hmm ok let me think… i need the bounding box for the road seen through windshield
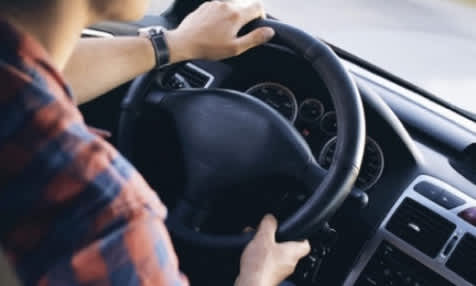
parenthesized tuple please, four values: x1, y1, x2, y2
(148, 0, 476, 40)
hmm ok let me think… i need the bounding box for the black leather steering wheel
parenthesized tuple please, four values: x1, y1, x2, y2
(118, 19, 366, 249)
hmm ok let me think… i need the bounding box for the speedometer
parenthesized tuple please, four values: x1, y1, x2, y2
(246, 82, 298, 123)
(318, 136, 385, 191)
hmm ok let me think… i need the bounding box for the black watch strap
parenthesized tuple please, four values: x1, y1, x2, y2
(149, 30, 170, 68)
(139, 27, 170, 68)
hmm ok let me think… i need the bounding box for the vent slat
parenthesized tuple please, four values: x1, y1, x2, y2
(386, 198, 456, 258)
(389, 216, 454, 233)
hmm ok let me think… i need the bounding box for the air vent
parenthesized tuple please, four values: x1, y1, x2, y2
(356, 242, 454, 286)
(447, 233, 476, 284)
(175, 64, 213, 88)
(386, 198, 456, 258)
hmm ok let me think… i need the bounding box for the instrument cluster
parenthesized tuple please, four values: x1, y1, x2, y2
(246, 82, 385, 191)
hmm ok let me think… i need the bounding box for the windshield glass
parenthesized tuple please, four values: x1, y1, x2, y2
(148, 0, 476, 119)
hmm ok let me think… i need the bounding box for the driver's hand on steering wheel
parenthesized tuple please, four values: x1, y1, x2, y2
(235, 215, 311, 286)
(164, 0, 275, 63)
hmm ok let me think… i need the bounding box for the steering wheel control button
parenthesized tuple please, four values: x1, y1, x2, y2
(414, 181, 465, 209)
(459, 207, 476, 226)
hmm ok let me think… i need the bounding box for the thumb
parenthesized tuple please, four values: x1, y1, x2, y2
(281, 240, 311, 259)
(235, 27, 275, 53)
(256, 214, 278, 241)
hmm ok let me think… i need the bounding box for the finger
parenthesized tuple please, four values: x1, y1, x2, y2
(232, 0, 266, 25)
(281, 240, 311, 259)
(243, 226, 255, 233)
(256, 214, 278, 241)
(235, 27, 275, 54)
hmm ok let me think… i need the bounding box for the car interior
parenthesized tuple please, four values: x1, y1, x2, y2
(32, 0, 475, 285)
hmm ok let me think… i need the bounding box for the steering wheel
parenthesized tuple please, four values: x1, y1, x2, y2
(118, 19, 366, 249)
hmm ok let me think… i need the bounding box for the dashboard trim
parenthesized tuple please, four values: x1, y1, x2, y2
(343, 61, 476, 138)
(184, 63, 215, 88)
(344, 175, 476, 286)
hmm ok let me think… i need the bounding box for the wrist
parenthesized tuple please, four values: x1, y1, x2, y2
(235, 274, 267, 286)
(164, 29, 195, 64)
(139, 26, 173, 68)
(140, 36, 158, 70)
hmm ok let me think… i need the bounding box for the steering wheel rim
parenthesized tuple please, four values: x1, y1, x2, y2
(118, 19, 366, 249)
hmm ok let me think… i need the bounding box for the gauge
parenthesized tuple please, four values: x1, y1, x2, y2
(299, 98, 325, 124)
(320, 112, 337, 134)
(246, 82, 298, 123)
(318, 136, 385, 191)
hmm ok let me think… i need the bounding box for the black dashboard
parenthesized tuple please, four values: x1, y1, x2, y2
(152, 44, 420, 285)
(80, 24, 476, 286)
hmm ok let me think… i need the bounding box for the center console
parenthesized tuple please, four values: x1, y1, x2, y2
(344, 175, 476, 286)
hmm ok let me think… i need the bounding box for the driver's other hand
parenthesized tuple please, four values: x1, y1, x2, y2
(165, 0, 275, 63)
(235, 215, 311, 286)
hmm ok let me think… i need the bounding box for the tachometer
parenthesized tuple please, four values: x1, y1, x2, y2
(318, 136, 385, 191)
(246, 82, 298, 123)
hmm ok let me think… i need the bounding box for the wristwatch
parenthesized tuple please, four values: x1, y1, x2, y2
(138, 26, 170, 68)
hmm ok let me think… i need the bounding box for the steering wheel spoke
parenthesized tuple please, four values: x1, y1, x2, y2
(301, 162, 328, 194)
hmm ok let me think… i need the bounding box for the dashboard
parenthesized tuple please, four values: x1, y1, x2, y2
(147, 45, 429, 284)
(159, 47, 387, 194)
(81, 26, 476, 286)
(345, 175, 476, 286)
(154, 44, 476, 285)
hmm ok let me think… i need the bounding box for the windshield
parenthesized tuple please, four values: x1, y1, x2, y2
(148, 0, 476, 119)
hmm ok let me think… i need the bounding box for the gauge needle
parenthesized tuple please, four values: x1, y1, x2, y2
(266, 100, 280, 109)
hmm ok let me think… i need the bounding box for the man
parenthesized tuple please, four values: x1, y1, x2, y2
(0, 0, 311, 285)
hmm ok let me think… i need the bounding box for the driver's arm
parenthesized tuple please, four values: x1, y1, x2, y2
(64, 0, 275, 105)
(63, 36, 156, 105)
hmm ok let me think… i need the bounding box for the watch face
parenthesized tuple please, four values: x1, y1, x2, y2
(138, 26, 166, 37)
(150, 28, 162, 35)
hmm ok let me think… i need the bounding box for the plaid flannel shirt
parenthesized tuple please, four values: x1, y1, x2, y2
(0, 20, 188, 286)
